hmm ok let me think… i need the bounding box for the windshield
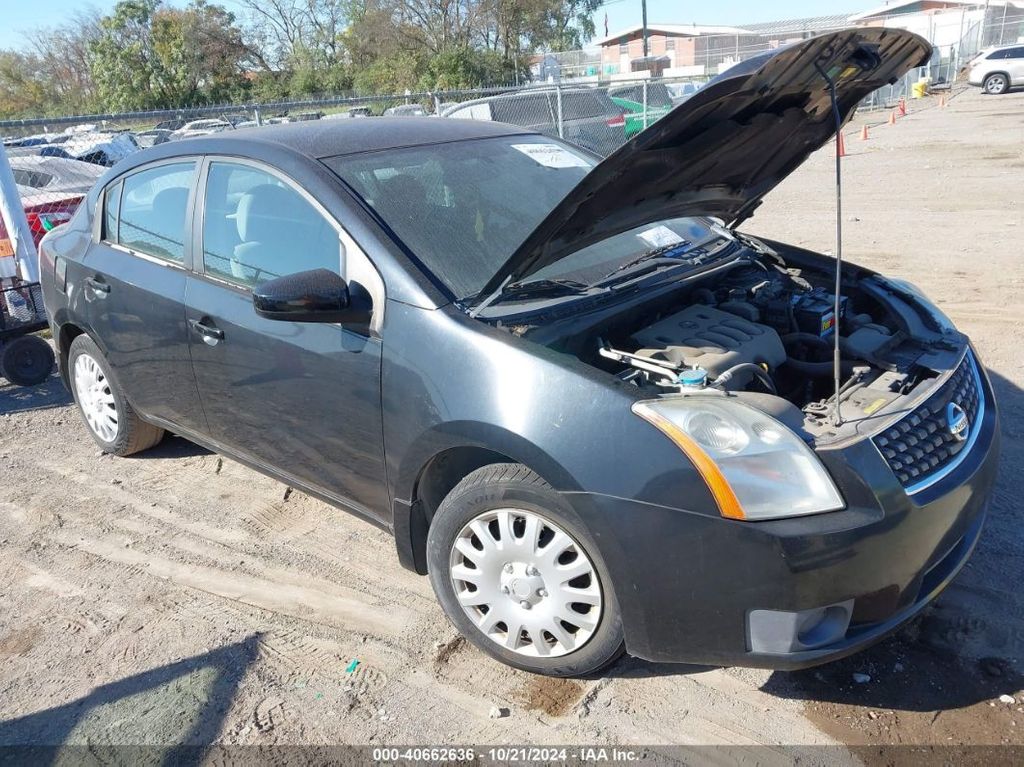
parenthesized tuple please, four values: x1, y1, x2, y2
(326, 136, 594, 298)
(326, 135, 734, 301)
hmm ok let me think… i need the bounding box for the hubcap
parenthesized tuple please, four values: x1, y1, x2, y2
(73, 353, 118, 442)
(449, 508, 603, 658)
(986, 76, 1006, 93)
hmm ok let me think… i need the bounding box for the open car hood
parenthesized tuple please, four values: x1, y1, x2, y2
(479, 28, 930, 297)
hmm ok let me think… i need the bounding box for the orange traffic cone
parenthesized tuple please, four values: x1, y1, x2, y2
(837, 131, 846, 157)
(898, 96, 907, 116)
(939, 94, 947, 107)
(860, 124, 869, 140)
(888, 110, 897, 125)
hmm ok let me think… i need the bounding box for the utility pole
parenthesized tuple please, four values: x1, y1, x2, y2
(641, 0, 649, 58)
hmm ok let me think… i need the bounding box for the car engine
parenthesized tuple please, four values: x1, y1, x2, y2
(528, 246, 966, 445)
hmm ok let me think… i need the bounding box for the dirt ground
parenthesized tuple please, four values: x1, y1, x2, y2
(0, 87, 1022, 760)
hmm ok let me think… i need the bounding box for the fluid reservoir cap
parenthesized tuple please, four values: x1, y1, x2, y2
(678, 368, 708, 388)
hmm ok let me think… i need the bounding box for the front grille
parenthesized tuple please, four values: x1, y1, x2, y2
(873, 351, 983, 493)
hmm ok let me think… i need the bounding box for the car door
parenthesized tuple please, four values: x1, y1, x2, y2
(184, 158, 389, 520)
(82, 159, 208, 432)
(1005, 46, 1024, 84)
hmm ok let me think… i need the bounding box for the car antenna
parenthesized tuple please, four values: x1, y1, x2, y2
(815, 60, 846, 428)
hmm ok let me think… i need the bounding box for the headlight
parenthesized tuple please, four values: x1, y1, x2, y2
(633, 397, 845, 521)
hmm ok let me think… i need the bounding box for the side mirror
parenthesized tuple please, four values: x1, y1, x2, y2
(253, 268, 372, 326)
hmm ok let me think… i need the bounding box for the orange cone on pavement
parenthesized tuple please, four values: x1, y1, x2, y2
(939, 94, 947, 107)
(860, 124, 869, 140)
(888, 110, 897, 125)
(898, 96, 907, 116)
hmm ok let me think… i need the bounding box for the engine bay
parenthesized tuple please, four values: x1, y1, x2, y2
(519, 242, 966, 445)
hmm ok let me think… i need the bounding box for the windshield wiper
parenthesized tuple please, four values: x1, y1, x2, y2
(500, 278, 590, 298)
(593, 243, 708, 287)
(468, 278, 592, 317)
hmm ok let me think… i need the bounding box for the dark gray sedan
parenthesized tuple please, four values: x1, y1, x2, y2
(39, 29, 998, 677)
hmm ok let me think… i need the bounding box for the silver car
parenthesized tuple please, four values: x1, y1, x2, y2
(967, 44, 1024, 94)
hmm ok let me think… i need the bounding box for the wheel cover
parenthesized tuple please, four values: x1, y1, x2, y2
(73, 353, 119, 442)
(986, 75, 1006, 93)
(449, 508, 603, 658)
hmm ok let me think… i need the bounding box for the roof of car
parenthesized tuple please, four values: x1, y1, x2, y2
(167, 116, 534, 160)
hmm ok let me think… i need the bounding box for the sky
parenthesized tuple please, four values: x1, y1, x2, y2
(0, 0, 859, 51)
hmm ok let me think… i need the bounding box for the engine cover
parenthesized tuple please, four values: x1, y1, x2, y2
(632, 304, 787, 376)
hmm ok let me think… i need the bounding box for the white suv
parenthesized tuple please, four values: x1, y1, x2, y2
(967, 44, 1024, 94)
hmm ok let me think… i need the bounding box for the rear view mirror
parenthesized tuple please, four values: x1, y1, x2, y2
(253, 268, 371, 326)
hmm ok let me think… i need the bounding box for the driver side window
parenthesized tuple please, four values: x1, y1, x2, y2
(201, 162, 342, 288)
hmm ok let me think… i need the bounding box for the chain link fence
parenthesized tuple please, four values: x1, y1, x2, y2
(1, 8, 1021, 286)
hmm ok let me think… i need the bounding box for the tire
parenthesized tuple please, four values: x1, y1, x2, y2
(68, 334, 164, 456)
(426, 463, 625, 677)
(0, 335, 55, 386)
(983, 73, 1009, 95)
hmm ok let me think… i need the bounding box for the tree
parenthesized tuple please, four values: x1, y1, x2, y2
(88, 0, 248, 110)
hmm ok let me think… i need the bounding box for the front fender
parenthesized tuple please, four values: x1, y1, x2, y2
(382, 301, 720, 516)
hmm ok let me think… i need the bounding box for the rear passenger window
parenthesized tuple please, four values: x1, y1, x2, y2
(117, 163, 195, 263)
(201, 162, 341, 288)
(561, 91, 612, 120)
(492, 95, 551, 125)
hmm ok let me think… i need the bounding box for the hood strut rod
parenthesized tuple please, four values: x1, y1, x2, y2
(816, 61, 845, 428)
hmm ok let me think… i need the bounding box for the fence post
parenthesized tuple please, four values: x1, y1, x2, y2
(556, 84, 564, 139)
(434, 93, 442, 115)
(0, 141, 38, 283)
(254, 107, 262, 126)
(642, 79, 649, 130)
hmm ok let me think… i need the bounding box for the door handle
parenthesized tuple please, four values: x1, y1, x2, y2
(189, 318, 225, 344)
(85, 276, 110, 296)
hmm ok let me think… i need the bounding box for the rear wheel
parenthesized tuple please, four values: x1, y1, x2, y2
(68, 334, 164, 456)
(983, 73, 1009, 95)
(0, 335, 55, 386)
(427, 463, 624, 676)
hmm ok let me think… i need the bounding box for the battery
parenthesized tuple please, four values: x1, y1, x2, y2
(792, 288, 846, 338)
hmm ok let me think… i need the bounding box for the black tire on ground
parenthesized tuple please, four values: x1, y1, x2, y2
(0, 335, 55, 386)
(426, 463, 625, 677)
(983, 73, 1009, 95)
(68, 334, 165, 456)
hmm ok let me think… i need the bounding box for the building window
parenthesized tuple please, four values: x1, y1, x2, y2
(666, 37, 675, 51)
(619, 38, 628, 54)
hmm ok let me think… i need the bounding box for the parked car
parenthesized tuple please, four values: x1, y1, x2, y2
(41, 29, 997, 678)
(607, 81, 677, 138)
(32, 131, 139, 167)
(3, 155, 103, 247)
(441, 86, 626, 157)
(666, 80, 703, 101)
(966, 43, 1024, 94)
(385, 104, 427, 117)
(134, 128, 174, 148)
(171, 119, 233, 139)
(153, 118, 190, 132)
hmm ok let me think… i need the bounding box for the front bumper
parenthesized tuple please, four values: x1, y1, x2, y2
(566, 362, 1000, 669)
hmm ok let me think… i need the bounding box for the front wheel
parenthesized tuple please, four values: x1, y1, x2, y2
(983, 73, 1009, 95)
(68, 334, 165, 456)
(427, 464, 624, 676)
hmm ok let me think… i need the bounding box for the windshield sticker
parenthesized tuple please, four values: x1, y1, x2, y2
(512, 144, 590, 168)
(637, 225, 685, 249)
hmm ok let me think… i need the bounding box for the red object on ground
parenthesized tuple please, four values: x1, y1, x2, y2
(898, 97, 907, 116)
(860, 124, 869, 140)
